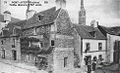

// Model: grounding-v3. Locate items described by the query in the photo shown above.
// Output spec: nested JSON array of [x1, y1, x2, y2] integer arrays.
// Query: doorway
[[12, 50, 17, 60], [84, 55, 91, 65], [2, 49, 5, 59]]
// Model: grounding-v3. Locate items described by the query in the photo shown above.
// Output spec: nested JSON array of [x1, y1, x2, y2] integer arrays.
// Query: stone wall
[[0, 37, 21, 61], [53, 48, 74, 73], [55, 9, 73, 36], [73, 31, 82, 67], [55, 38, 73, 48]]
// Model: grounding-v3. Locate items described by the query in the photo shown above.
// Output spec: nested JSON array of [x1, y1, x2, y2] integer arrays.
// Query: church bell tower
[[79, 0, 86, 25]]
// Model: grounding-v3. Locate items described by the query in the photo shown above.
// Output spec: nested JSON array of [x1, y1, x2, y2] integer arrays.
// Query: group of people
[[84, 56, 104, 73]]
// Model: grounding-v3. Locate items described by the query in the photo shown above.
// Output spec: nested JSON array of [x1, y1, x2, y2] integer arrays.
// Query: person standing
[[87, 58, 91, 73], [92, 61, 96, 71]]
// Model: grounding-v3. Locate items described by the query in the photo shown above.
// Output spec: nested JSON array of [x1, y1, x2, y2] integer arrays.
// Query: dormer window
[[38, 15, 44, 20], [89, 31, 95, 37]]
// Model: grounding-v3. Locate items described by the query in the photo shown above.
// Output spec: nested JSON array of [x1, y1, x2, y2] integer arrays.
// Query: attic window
[[89, 31, 96, 37], [38, 15, 44, 20]]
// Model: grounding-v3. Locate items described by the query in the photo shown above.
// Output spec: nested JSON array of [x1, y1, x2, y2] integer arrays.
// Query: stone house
[[0, 20, 24, 61], [0, 6, 76, 73], [22, 6, 74, 72], [73, 24, 107, 67], [0, 10, 20, 61], [98, 25, 120, 63]]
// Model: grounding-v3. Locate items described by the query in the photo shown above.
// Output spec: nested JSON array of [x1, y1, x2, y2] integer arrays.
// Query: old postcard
[[0, 0, 120, 73]]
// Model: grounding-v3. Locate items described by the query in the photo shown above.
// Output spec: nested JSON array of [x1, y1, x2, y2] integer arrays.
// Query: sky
[[1, 0, 120, 27]]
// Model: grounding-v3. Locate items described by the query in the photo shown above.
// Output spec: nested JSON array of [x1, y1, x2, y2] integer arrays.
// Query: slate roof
[[10, 7, 61, 29], [98, 25, 120, 36], [23, 7, 61, 29], [0, 20, 26, 37], [74, 24, 106, 40], [6, 7, 61, 29], [0, 7, 61, 37]]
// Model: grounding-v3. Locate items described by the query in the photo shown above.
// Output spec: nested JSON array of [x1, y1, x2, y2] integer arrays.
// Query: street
[[0, 60, 47, 73]]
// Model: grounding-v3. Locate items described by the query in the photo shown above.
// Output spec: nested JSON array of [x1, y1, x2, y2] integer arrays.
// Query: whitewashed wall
[[81, 39, 106, 65]]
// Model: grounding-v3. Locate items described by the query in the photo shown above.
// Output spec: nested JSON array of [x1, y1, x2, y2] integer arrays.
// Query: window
[[41, 42, 43, 47], [85, 43, 90, 53], [64, 57, 68, 67], [13, 38, 15, 46], [1, 40, 3, 45], [12, 50, 17, 60], [98, 43, 102, 50], [38, 15, 44, 20], [2, 49, 5, 59], [99, 55, 103, 61], [51, 40, 55, 47], [89, 31, 95, 37]]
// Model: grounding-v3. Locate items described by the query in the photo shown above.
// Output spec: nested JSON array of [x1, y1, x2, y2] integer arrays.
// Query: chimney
[[90, 20, 98, 27], [55, 0, 66, 10], [4, 11, 11, 22], [97, 21, 99, 25]]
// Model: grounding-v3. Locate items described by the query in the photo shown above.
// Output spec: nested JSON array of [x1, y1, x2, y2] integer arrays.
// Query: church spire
[[81, 0, 84, 9], [79, 0, 86, 25], [26, 0, 30, 12], [26, 0, 30, 19]]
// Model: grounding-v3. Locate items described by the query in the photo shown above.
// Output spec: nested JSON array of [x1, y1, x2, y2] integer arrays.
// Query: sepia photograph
[[0, 0, 120, 73]]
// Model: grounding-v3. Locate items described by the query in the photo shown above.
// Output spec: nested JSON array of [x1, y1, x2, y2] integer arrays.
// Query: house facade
[[98, 25, 120, 63], [0, 20, 23, 61], [73, 24, 107, 67], [23, 7, 74, 73]]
